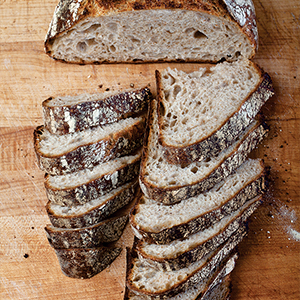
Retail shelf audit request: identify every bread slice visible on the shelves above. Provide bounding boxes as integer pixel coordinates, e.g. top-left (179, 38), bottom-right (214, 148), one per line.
top-left (132, 158), bottom-right (265, 245)
top-left (45, 0), bottom-right (258, 64)
top-left (43, 87), bottom-right (151, 135)
top-left (45, 214), bottom-right (128, 249)
top-left (124, 253), bottom-right (237, 299)
top-left (139, 98), bottom-right (268, 205)
top-left (54, 245), bottom-right (122, 279)
top-left (125, 228), bottom-right (245, 298)
top-left (34, 116), bottom-right (145, 176)
top-left (46, 180), bottom-right (139, 229)
top-left (156, 61), bottom-right (274, 165)
top-left (45, 151), bottom-right (141, 206)
top-left (135, 195), bottom-right (262, 271)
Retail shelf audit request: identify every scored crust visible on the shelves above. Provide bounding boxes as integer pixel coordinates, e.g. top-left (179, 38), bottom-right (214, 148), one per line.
top-left (54, 246), bottom-right (122, 279)
top-left (45, 0), bottom-right (258, 64)
top-left (156, 66), bottom-right (274, 165)
top-left (43, 87), bottom-right (152, 135)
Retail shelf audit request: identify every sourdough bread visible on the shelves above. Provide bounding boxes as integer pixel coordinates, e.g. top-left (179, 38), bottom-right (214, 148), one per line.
top-left (124, 253), bottom-right (237, 300)
top-left (126, 229), bottom-right (244, 298)
top-left (156, 62), bottom-right (274, 164)
top-left (45, 214), bottom-right (128, 249)
top-left (136, 195), bottom-right (262, 270)
top-left (47, 180), bottom-right (139, 229)
top-left (43, 87), bottom-right (151, 135)
top-left (139, 99), bottom-right (268, 204)
top-left (34, 116), bottom-right (145, 176)
top-left (45, 0), bottom-right (258, 64)
top-left (54, 246), bottom-right (122, 279)
top-left (45, 151), bottom-right (141, 206)
top-left (132, 159), bottom-right (265, 244)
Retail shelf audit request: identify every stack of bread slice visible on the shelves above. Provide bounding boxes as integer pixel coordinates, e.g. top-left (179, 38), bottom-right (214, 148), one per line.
top-left (34, 87), bottom-right (152, 279)
top-left (125, 61), bottom-right (274, 298)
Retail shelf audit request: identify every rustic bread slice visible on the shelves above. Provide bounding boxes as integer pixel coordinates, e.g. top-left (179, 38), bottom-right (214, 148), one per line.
top-left (54, 245), bottom-right (122, 279)
top-left (126, 229), bottom-right (245, 298)
top-left (34, 116), bottom-right (145, 176)
top-left (45, 151), bottom-right (141, 206)
top-left (45, 213), bottom-right (128, 249)
top-left (43, 87), bottom-right (151, 135)
top-left (139, 99), bottom-right (268, 205)
top-left (156, 61), bottom-right (274, 164)
top-left (124, 253), bottom-right (237, 300)
top-left (133, 158), bottom-right (265, 245)
top-left (45, 0), bottom-right (258, 64)
top-left (135, 195), bottom-right (262, 270)
top-left (46, 180), bottom-right (139, 229)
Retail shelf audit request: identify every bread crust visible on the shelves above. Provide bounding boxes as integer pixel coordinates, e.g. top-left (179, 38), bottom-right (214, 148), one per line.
top-left (132, 173), bottom-right (265, 244)
top-left (135, 196), bottom-right (262, 270)
top-left (43, 87), bottom-right (152, 135)
top-left (139, 98), bottom-right (269, 205)
top-left (46, 180), bottom-right (139, 228)
top-left (45, 214), bottom-right (128, 249)
top-left (125, 229), bottom-right (245, 298)
top-left (54, 246), bottom-right (122, 279)
top-left (34, 117), bottom-right (145, 176)
top-left (45, 153), bottom-right (141, 206)
top-left (156, 67), bottom-right (274, 165)
top-left (45, 0), bottom-right (258, 64)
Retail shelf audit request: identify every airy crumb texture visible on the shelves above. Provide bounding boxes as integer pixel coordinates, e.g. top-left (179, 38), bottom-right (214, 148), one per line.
top-left (134, 159), bottom-right (263, 232)
top-left (47, 9), bottom-right (255, 63)
top-left (158, 60), bottom-right (260, 146)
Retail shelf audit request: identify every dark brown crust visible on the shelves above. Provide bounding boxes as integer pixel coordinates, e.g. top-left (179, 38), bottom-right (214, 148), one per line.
top-left (54, 246), bottom-right (122, 279)
top-left (45, 153), bottom-right (141, 206)
top-left (132, 171), bottom-right (265, 244)
top-left (135, 196), bottom-right (262, 270)
top-left (43, 87), bottom-right (152, 135)
top-left (45, 214), bottom-right (128, 249)
top-left (46, 180), bottom-right (139, 229)
top-left (157, 68), bottom-right (274, 165)
top-left (44, 0), bottom-right (257, 64)
top-left (34, 117), bottom-right (146, 176)
top-left (125, 228), bottom-right (246, 298)
top-left (139, 98), bottom-right (269, 205)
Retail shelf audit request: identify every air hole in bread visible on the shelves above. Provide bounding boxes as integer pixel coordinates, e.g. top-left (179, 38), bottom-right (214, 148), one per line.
top-left (173, 85), bottom-right (181, 97)
top-left (168, 181), bottom-right (177, 185)
top-left (76, 41), bottom-right (87, 53)
top-left (109, 45), bottom-right (116, 52)
top-left (185, 27), bottom-right (195, 34)
top-left (182, 117), bottom-right (188, 125)
top-left (194, 30), bottom-right (207, 39)
top-left (83, 23), bottom-right (101, 34)
top-left (107, 22), bottom-right (118, 32)
top-left (159, 102), bottom-right (166, 116)
top-left (190, 166), bottom-right (198, 174)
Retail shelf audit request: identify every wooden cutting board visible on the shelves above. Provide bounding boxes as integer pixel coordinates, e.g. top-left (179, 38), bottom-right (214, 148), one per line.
top-left (0, 0), bottom-right (299, 299)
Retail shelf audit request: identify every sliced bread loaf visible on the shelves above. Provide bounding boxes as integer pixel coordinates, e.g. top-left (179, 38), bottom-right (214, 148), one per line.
top-left (43, 87), bottom-right (151, 135)
top-left (126, 229), bottom-right (244, 299)
top-left (54, 245), bottom-right (122, 279)
top-left (45, 214), bottom-right (128, 249)
top-left (135, 195), bottom-right (262, 271)
top-left (45, 151), bottom-right (141, 206)
top-left (156, 61), bottom-right (274, 164)
top-left (139, 99), bottom-right (268, 205)
top-left (46, 180), bottom-right (139, 229)
top-left (124, 253), bottom-right (237, 300)
top-left (45, 0), bottom-right (258, 64)
top-left (134, 158), bottom-right (266, 245)
top-left (34, 116), bottom-right (145, 175)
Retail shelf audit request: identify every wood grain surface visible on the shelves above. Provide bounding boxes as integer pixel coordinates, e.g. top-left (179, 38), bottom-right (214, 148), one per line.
top-left (0, 0), bottom-right (299, 299)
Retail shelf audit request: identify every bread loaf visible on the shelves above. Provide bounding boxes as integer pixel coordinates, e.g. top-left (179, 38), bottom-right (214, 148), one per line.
top-left (45, 0), bottom-right (258, 64)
